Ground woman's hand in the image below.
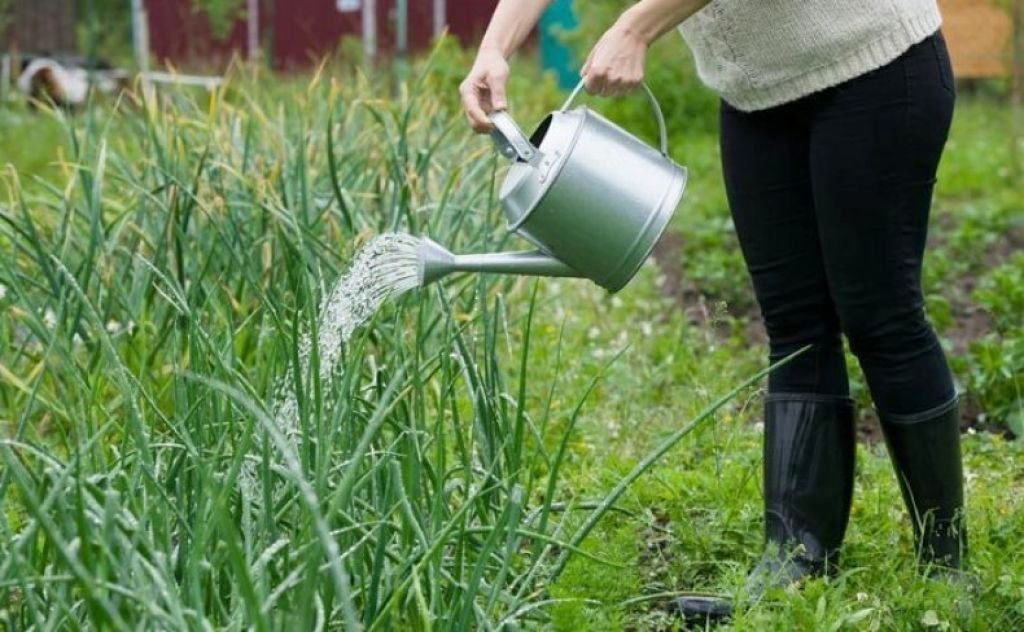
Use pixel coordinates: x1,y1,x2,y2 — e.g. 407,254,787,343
581,18,649,97
460,48,510,133
581,0,711,96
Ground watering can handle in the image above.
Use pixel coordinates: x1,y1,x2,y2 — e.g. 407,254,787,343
489,111,538,163
560,80,670,157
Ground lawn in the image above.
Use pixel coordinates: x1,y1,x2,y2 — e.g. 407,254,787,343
1,47,1022,629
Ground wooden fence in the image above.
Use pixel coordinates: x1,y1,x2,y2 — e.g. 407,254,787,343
939,0,1017,78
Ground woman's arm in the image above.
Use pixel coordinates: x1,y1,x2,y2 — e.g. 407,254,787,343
460,0,552,132
582,0,710,96
460,0,710,131
479,0,552,58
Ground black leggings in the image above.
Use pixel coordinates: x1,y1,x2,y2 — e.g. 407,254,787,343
720,32,957,419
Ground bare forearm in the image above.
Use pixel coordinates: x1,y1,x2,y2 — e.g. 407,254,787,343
462,0,709,129
618,0,711,45
479,0,553,57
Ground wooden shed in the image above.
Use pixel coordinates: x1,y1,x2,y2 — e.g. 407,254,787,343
939,0,1016,78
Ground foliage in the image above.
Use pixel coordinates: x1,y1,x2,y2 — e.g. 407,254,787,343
967,253,1024,435
0,45,767,628
1,56,541,627
560,0,720,142
75,0,134,65
192,0,247,41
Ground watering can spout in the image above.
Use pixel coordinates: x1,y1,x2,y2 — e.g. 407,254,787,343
417,237,580,287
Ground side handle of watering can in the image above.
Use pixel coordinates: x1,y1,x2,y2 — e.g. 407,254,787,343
488,110,539,163
561,80,670,157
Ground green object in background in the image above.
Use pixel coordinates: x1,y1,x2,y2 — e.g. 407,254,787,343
541,0,578,89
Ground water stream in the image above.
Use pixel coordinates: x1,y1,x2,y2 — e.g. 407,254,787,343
241,233,422,518
271,232,422,435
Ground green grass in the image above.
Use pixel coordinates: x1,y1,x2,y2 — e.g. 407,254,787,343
1,47,1023,630
0,107,70,192
542,89,1024,631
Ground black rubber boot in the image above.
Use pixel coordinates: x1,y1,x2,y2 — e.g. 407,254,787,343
672,395,856,625
878,398,968,572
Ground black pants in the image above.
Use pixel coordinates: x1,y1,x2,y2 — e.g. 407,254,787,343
720,32,957,418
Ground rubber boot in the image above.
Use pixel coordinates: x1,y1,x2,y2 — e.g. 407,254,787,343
878,399,968,573
673,395,856,624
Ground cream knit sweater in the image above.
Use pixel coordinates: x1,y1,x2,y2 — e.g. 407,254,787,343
677,0,942,111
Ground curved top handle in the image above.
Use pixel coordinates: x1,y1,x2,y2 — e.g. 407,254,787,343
561,79,670,157
489,111,537,163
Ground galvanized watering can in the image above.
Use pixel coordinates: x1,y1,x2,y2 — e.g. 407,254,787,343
419,80,687,293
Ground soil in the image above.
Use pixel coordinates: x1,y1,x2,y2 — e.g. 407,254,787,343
651,230,766,344
650,224,1018,443
925,211,1024,356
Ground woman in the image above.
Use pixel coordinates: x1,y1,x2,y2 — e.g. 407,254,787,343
460,0,969,622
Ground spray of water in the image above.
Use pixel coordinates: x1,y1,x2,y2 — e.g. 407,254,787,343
271,232,422,435
308,232,422,388
241,232,422,522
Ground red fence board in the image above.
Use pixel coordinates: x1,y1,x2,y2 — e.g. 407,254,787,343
145,1,256,68
270,0,378,70
146,1,500,71
446,0,498,47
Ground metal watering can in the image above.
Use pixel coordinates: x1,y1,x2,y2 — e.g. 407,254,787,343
419,81,687,293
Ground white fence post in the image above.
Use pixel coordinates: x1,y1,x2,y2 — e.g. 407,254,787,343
362,0,377,61
131,0,150,73
247,0,260,61
433,0,446,39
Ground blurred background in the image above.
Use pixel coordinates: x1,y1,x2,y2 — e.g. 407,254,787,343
2,1,1020,103
1,0,585,100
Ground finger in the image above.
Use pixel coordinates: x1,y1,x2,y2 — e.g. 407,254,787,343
608,71,642,96
460,85,485,120
583,69,605,95
610,79,634,96
625,67,645,92
595,76,615,97
461,86,493,133
468,110,493,133
486,74,507,111
468,113,492,134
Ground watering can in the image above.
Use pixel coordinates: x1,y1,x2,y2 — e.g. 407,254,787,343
419,80,687,293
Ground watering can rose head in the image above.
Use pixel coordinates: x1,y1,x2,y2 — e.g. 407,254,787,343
420,80,687,293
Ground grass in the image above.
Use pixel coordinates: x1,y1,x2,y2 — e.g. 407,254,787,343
0,60,598,627
541,93,1024,630
1,48,1023,630
0,109,69,192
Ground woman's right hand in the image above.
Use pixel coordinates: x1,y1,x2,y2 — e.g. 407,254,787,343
460,48,510,133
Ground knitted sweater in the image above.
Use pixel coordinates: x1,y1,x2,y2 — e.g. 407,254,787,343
677,0,942,111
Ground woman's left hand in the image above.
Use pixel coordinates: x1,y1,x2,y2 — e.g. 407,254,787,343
581,19,649,96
